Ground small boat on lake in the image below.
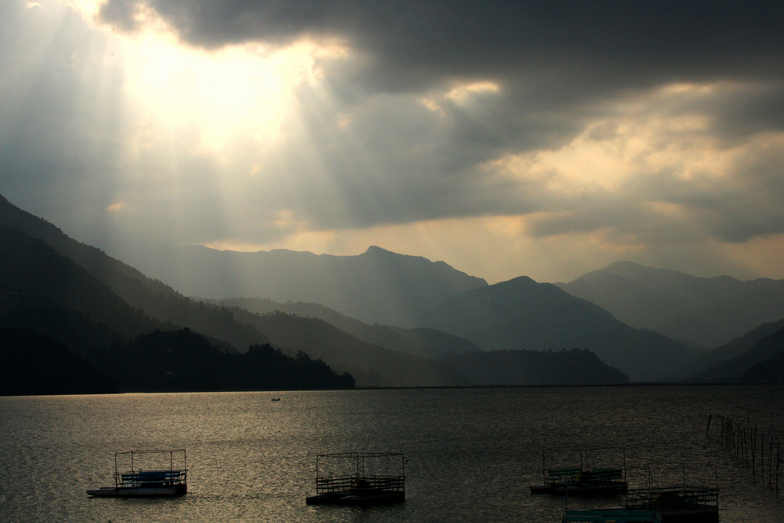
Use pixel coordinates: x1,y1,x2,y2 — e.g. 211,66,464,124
87,449,187,497
623,486,719,523
562,509,662,522
305,452,405,506
531,447,628,495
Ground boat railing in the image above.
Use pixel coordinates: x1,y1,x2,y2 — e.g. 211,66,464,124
116,469,187,488
562,509,662,522
547,467,625,484
625,486,719,508
315,474,405,494
546,468,582,483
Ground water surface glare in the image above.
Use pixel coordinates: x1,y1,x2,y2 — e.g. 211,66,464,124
1,385,783,522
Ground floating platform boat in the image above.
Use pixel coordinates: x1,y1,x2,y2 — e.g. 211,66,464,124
623,486,719,523
87,449,187,497
562,509,662,522
305,452,405,506
531,447,628,496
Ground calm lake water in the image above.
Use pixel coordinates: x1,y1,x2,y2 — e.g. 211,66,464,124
1,385,783,522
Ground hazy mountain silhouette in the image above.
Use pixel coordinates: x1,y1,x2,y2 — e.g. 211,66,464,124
557,261,784,348
694,323,784,382
446,349,630,385
106,242,488,326
417,276,700,382
0,292,125,355
676,319,784,378
0,226,355,391
217,297,482,360
219,309,470,387
217,298,635,385
0,227,161,341
0,194,471,388
89,328,355,392
741,326,784,382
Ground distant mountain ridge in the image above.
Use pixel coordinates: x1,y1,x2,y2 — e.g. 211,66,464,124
417,276,700,381
677,319,784,378
446,349,630,385
0,194,471,387
216,297,483,360
741,326,784,382
105,242,488,326
7,191,781,387
697,323,784,381
557,261,784,348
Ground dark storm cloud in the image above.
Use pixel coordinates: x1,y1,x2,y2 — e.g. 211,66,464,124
4,0,784,282
98,1,784,92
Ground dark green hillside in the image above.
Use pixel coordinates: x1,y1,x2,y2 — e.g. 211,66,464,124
557,261,784,348
0,214,461,388
89,329,354,392
108,242,488,327
227,309,470,387
679,319,784,378
0,195,470,389
698,324,784,382
219,297,482,360
0,227,159,339
0,196,269,352
0,226,264,358
418,276,699,382
446,349,630,385
742,327,784,382
0,293,124,355
0,196,463,387
0,327,117,395
0,194,178,301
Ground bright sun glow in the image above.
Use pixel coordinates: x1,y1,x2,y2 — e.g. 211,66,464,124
70,1,324,159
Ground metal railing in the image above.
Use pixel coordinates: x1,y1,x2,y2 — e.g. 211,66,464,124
315,474,405,494
624,486,719,509
116,469,187,487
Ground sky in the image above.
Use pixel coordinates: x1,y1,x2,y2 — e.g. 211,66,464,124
2,0,784,284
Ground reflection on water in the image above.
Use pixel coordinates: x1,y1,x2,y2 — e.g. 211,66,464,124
0,385,783,522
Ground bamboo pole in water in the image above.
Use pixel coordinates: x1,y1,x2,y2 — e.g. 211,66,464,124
752,424,757,477
769,436,774,488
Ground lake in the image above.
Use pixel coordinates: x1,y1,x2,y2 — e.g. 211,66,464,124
1,385,783,522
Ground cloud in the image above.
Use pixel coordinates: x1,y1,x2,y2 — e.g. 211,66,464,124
97,2,784,86
2,0,784,282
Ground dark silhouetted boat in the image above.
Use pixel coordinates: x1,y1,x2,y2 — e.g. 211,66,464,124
562,509,663,522
305,452,405,506
87,449,187,497
531,447,628,495
623,486,719,523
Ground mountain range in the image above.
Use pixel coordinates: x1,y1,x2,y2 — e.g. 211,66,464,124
556,261,784,348
415,276,700,381
2,192,783,390
106,242,487,326
0,194,468,388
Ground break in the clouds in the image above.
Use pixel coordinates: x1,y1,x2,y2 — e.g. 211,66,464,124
1,0,784,283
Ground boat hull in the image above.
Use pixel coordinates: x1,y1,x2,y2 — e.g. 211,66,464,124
531,482,628,495
306,491,405,506
87,484,187,497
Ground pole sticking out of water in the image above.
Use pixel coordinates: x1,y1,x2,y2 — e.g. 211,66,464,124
707,413,783,495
